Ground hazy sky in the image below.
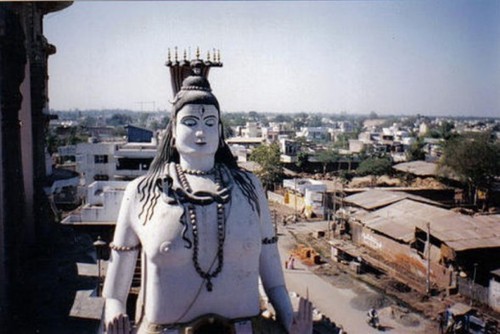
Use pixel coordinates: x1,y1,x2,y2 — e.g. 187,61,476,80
44,1,500,117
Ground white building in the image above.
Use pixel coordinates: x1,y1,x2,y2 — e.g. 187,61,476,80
61,181,129,225
67,140,157,186
283,178,327,217
296,127,330,142
75,142,118,185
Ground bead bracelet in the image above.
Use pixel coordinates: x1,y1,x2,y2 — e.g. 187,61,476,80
109,242,141,252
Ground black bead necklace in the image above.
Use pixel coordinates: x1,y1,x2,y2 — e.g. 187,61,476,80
176,163,226,292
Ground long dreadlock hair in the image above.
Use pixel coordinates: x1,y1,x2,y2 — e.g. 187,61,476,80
137,75,260,224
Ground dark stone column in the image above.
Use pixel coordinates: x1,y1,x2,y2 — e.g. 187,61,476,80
28,4,53,239
0,3,27,328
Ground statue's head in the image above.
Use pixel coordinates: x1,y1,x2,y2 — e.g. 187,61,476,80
171,75,220,113
151,75,234,168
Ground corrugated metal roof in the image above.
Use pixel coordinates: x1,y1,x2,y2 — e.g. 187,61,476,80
344,189,440,210
360,199,446,242
392,161,438,176
363,215,416,242
344,189,407,210
421,214,500,251
359,199,500,251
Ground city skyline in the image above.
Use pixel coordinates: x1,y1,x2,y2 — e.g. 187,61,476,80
44,1,500,117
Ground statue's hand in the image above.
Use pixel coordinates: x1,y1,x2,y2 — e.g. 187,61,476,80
290,297,313,334
105,313,131,334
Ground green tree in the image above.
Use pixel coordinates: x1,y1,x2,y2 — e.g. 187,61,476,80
274,114,292,123
316,149,339,175
356,157,392,176
80,115,97,127
438,121,455,140
295,151,309,169
46,132,61,154
137,113,149,127
221,118,235,139
108,113,133,126
249,143,283,191
248,111,259,121
406,138,426,161
306,115,323,127
439,133,500,205
332,133,356,149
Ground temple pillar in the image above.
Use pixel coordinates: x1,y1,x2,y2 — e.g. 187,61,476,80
0,3,27,327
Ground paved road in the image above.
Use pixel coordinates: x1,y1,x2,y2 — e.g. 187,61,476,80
277,221,436,334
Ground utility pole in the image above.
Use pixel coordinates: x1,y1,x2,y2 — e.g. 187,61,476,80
294,178,298,222
426,222,431,295
471,263,478,306
135,101,156,112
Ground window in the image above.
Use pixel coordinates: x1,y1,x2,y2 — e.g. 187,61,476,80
94,174,109,181
94,155,108,164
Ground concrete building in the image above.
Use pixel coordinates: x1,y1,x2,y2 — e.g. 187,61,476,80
283,178,327,218
279,138,299,163
62,130,157,187
296,127,330,142
62,181,128,226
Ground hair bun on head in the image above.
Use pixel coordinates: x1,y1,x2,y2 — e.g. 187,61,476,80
171,74,220,112
181,75,212,92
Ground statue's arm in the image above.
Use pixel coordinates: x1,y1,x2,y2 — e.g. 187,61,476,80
102,181,141,331
251,174,294,331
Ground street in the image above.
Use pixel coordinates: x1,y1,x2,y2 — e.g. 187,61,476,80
277,221,439,334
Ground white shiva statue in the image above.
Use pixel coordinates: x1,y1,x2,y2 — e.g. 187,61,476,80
103,75,312,334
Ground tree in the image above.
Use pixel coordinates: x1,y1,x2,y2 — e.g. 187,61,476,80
440,133,500,205
306,115,323,127
80,115,97,127
356,157,392,176
108,113,133,126
438,121,455,140
274,114,292,123
406,138,426,161
137,113,149,127
332,133,356,149
221,119,234,139
295,151,309,169
249,143,283,191
316,149,339,175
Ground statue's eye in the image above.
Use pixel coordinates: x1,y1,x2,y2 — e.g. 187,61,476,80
205,118,216,127
181,117,197,127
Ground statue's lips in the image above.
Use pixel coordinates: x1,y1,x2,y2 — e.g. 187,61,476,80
195,141,206,145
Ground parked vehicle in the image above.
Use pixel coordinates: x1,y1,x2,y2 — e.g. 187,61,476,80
367,308,381,330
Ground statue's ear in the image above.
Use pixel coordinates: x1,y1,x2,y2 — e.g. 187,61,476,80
172,121,176,139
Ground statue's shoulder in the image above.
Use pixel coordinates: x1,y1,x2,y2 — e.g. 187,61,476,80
229,168,264,192
123,175,152,199
230,168,259,183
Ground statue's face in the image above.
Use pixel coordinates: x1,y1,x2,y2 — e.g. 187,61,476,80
175,104,220,157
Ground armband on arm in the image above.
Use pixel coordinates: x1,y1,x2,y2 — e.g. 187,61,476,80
262,236,278,245
109,242,141,252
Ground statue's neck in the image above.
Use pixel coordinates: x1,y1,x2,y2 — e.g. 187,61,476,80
179,154,215,172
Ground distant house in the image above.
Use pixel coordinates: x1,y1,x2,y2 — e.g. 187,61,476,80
282,178,327,218
86,126,115,140
279,139,299,163
126,125,154,143
61,181,129,226
296,127,329,142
